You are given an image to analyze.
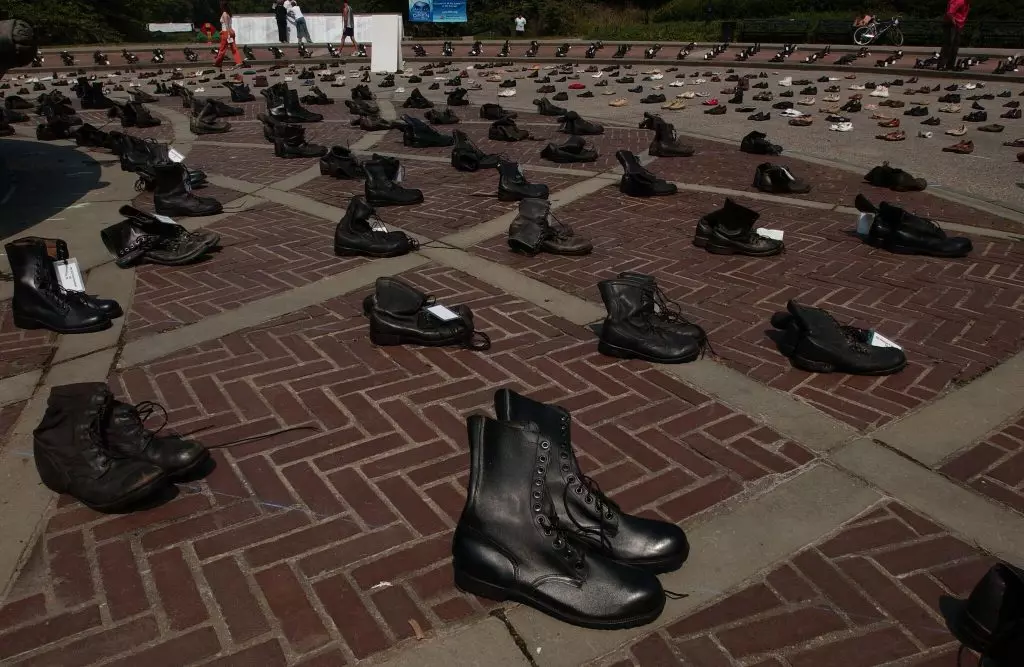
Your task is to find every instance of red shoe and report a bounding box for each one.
[568,82,585,90]
[702,98,719,106]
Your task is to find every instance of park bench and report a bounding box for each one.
[739,19,811,43]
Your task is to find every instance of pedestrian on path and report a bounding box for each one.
[286,0,312,44]
[341,0,359,54]
[273,0,289,43]
[514,13,526,38]
[940,0,970,70]
[213,1,243,68]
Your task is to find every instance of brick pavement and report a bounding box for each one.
[130,183,244,214]
[0,299,57,380]
[471,186,1024,430]
[0,262,816,666]
[590,501,993,667]
[181,144,320,185]
[939,409,1024,516]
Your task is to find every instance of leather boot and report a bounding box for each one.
[507,197,592,255]
[597,278,701,363]
[494,389,689,573]
[452,415,666,628]
[953,562,1024,664]
[533,97,567,116]
[5,237,112,333]
[152,161,224,217]
[447,88,469,106]
[863,162,927,192]
[402,87,434,109]
[780,300,907,374]
[273,126,328,158]
[262,82,288,110]
[451,130,499,171]
[334,196,418,257]
[364,158,423,206]
[361,276,473,325]
[101,205,218,267]
[753,163,810,194]
[191,100,231,134]
[285,88,323,122]
[367,276,488,349]
[615,272,706,342]
[541,136,598,163]
[356,114,390,131]
[498,159,549,201]
[38,237,123,318]
[700,198,784,256]
[479,102,515,120]
[118,136,207,189]
[740,130,783,155]
[224,81,256,102]
[488,116,532,142]
[867,202,972,257]
[33,383,167,511]
[81,82,113,109]
[351,83,375,101]
[345,98,381,117]
[617,150,677,197]
[105,399,209,477]
[36,118,72,141]
[559,110,604,135]
[649,119,696,157]
[126,101,161,128]
[425,106,459,124]
[402,114,455,147]
[320,145,365,179]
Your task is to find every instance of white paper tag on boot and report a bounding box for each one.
[369,218,388,233]
[870,331,902,349]
[857,212,875,236]
[396,165,405,183]
[168,148,185,163]
[285,76,293,82]
[54,259,85,292]
[152,213,180,225]
[755,228,784,241]
[779,167,797,181]
[426,305,460,321]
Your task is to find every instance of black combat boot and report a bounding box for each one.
[597,278,701,363]
[541,136,598,163]
[364,158,424,206]
[615,272,706,342]
[699,198,784,256]
[453,416,666,629]
[866,201,972,258]
[360,276,474,325]
[5,237,112,333]
[488,116,532,141]
[334,196,418,257]
[33,383,167,512]
[779,300,907,374]
[224,80,256,102]
[366,276,489,349]
[507,197,592,256]
[494,389,690,573]
[753,163,811,194]
[559,110,604,135]
[617,150,677,197]
[35,118,73,141]
[105,399,209,478]
[124,101,161,128]
[191,100,231,134]
[863,162,927,191]
[345,98,380,117]
[101,205,219,267]
[533,97,568,116]
[451,130,499,171]
[952,563,1024,666]
[81,81,114,109]
[480,103,515,121]
[648,118,696,157]
[262,82,288,110]
[740,130,783,155]
[274,126,328,158]
[402,114,455,147]
[284,88,323,122]
[37,237,123,318]
[351,83,375,101]
[447,87,469,106]
[402,87,434,109]
[425,106,459,124]
[152,161,224,217]
[497,159,549,201]
[320,145,365,178]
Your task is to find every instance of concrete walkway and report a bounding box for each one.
[0,62,1023,666]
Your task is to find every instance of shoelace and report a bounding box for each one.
[537,512,586,571]
[561,472,617,552]
[641,284,716,358]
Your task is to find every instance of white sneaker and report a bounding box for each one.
[964,82,977,90]
[394,87,405,93]
[830,122,854,131]
[669,81,685,87]
[823,94,840,102]
[780,108,806,117]
[592,72,603,78]
[649,73,664,80]
[693,78,706,84]
[849,84,866,90]
[693,91,708,97]
[798,97,815,106]
[870,86,890,97]
[498,88,516,97]
[778,76,793,87]
[918,131,933,138]
[677,91,695,99]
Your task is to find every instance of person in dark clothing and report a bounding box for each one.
[939,0,970,70]
[274,0,288,43]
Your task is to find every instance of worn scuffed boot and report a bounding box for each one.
[781,300,907,375]
[105,399,209,478]
[451,130,499,172]
[334,196,418,257]
[320,145,365,178]
[497,159,549,201]
[507,197,592,256]
[597,278,701,363]
[364,158,423,206]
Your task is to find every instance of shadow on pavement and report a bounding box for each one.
[0,137,109,239]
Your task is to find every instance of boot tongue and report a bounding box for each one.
[374,277,427,314]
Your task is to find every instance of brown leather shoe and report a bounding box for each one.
[876,130,906,141]
[878,118,900,128]
[943,140,974,154]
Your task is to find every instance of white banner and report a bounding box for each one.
[147,22,194,33]
[233,14,368,45]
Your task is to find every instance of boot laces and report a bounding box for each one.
[638,285,714,357]
[38,263,74,312]
[562,466,617,552]
[544,209,575,240]
[533,443,587,570]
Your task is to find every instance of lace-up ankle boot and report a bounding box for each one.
[648,119,696,157]
[366,276,488,349]
[274,126,329,158]
[497,159,549,201]
[33,383,167,511]
[152,161,224,217]
[334,196,418,257]
[364,158,424,206]
[284,88,323,122]
[453,416,666,628]
[361,276,473,325]
[494,389,689,573]
[5,237,112,333]
[559,110,604,135]
[616,272,706,342]
[451,129,499,171]
[597,278,700,363]
[507,197,592,256]
[953,563,1024,665]
[782,300,907,374]
[702,198,784,256]
[101,205,218,267]
[320,145,365,178]
[867,202,972,257]
[617,150,678,197]
[105,399,209,477]
[402,114,454,148]
[37,237,123,318]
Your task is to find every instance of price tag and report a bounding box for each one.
[426,305,460,321]
[755,228,784,241]
[54,259,85,292]
[152,213,180,225]
[168,148,185,163]
[857,212,875,236]
[870,331,902,349]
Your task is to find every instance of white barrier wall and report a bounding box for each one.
[233,14,371,44]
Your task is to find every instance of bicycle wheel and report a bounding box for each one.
[888,27,904,47]
[853,26,875,46]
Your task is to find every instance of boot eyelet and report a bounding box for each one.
[533,504,541,512]
[534,480,542,487]
[553,538,563,548]
[538,454,547,463]
[536,467,544,475]
[605,511,613,519]
[575,486,583,495]
[561,465,569,472]
[566,474,575,482]
[539,441,549,449]
[532,491,541,499]
[584,495,593,503]
[560,452,568,460]
[543,528,552,536]
[575,562,584,570]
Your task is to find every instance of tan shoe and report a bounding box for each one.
[945,124,968,136]
[662,99,686,110]
[798,96,816,106]
[818,105,840,114]
[609,98,628,107]
[789,117,813,126]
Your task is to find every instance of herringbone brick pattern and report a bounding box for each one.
[182,144,319,184]
[591,501,992,667]
[939,410,1024,516]
[0,299,57,379]
[125,203,366,340]
[293,161,587,239]
[471,186,1024,430]
[0,263,813,666]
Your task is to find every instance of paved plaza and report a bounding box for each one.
[1,54,1024,666]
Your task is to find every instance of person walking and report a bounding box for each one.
[514,13,526,38]
[213,0,242,68]
[286,0,312,44]
[940,0,970,70]
[273,0,288,43]
[341,1,359,54]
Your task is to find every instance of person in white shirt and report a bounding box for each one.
[214,0,242,67]
[514,14,526,37]
[285,0,312,44]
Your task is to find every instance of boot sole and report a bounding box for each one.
[598,340,699,364]
[877,243,970,259]
[705,244,783,257]
[370,331,466,347]
[454,569,665,630]
[334,246,412,258]
[790,354,907,376]
[13,315,112,334]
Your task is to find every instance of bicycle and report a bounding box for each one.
[853,16,904,47]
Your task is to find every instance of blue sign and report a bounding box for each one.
[409,0,466,23]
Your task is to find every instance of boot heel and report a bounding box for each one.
[597,340,635,359]
[453,569,509,602]
[692,235,709,248]
[370,331,403,346]
[12,313,42,330]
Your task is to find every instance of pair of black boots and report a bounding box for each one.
[6,237,123,334]
[258,112,329,158]
[541,135,598,163]
[261,82,323,123]
[617,150,678,197]
[855,194,972,258]
[109,100,161,129]
[115,135,208,193]
[597,272,707,364]
[453,389,689,628]
[334,196,418,258]
[641,112,696,157]
[34,383,208,512]
[402,114,455,148]
[694,198,785,256]
[101,205,221,268]
[507,197,592,256]
[363,277,490,350]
